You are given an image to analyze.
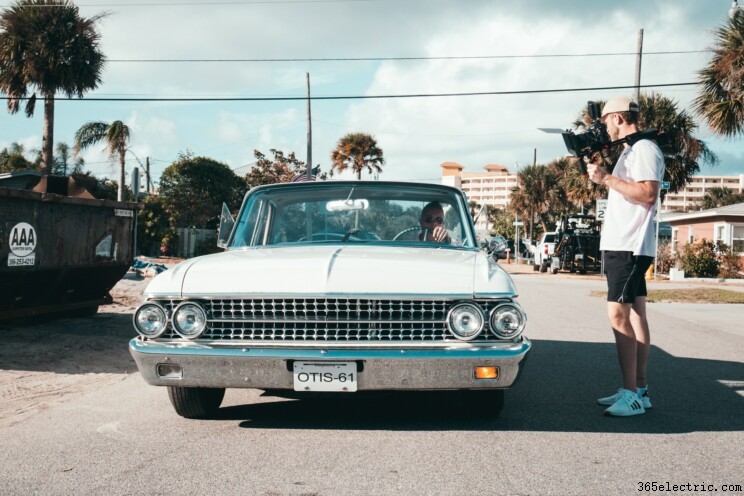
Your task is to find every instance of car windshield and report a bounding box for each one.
[229,182,476,249]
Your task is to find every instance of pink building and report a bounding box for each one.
[662,202,744,264]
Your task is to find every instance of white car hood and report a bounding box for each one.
[145,245,516,298]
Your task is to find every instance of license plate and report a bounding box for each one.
[575,254,584,260]
[293,361,358,392]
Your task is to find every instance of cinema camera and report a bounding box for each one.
[541,101,667,175]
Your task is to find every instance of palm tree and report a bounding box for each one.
[550,156,604,213]
[700,187,744,209]
[330,132,384,180]
[0,0,106,175]
[693,11,744,138]
[508,164,559,233]
[74,121,132,201]
[52,142,85,175]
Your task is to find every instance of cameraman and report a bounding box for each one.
[586,96,665,417]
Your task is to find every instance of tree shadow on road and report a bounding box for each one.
[215,339,744,434]
[0,312,137,375]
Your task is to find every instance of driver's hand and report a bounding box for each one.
[424,226,451,244]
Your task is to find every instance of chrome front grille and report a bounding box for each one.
[160,298,507,342]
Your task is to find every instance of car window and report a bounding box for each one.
[544,234,556,243]
[230,183,476,249]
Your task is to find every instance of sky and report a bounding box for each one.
[1,0,743,189]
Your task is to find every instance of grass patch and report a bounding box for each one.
[589,288,744,304]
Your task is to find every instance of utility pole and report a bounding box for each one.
[145,156,151,193]
[306,73,312,180]
[530,148,536,244]
[634,29,644,104]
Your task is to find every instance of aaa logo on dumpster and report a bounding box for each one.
[8,223,37,266]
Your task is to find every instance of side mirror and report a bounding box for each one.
[217,203,235,249]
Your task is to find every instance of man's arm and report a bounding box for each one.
[587,164,659,206]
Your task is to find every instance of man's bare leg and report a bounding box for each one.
[630,296,650,389]
[607,302,637,392]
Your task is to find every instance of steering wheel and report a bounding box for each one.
[392,226,422,241]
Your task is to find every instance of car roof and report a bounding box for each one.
[248,180,463,195]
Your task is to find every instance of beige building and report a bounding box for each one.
[441,162,519,230]
[661,173,744,212]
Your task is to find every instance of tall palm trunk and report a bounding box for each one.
[118,149,126,201]
[41,93,55,175]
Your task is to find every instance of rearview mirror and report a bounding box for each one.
[326,199,369,212]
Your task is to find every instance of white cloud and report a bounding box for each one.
[2,0,741,183]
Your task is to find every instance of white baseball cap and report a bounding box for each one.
[601,96,639,117]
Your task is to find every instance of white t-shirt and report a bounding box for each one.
[599,139,665,257]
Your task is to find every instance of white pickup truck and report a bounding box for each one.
[533,232,558,272]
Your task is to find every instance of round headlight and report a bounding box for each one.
[489,303,526,339]
[133,303,168,338]
[447,303,485,340]
[172,302,208,339]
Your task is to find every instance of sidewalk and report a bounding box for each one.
[496,258,744,290]
[497,259,605,279]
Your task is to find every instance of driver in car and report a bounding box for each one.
[419,201,452,244]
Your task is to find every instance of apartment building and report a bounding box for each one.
[661,173,744,212]
[440,162,519,230]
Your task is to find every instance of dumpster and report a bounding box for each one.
[0,187,142,320]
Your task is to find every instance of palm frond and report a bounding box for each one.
[73,121,109,156]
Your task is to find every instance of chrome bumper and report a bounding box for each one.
[129,337,531,390]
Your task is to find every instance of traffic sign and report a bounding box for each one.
[513,221,524,226]
[595,199,608,221]
[661,181,670,190]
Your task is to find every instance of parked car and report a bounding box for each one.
[533,232,558,272]
[505,238,531,259]
[130,181,531,419]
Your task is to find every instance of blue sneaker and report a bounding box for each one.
[637,387,653,410]
[598,387,652,409]
[604,388,645,417]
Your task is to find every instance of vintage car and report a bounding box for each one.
[129,181,531,418]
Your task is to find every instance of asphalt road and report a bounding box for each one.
[1,273,742,496]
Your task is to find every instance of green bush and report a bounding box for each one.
[716,243,743,279]
[655,240,676,275]
[679,239,719,278]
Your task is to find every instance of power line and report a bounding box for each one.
[0,82,698,102]
[0,0,374,7]
[103,50,708,63]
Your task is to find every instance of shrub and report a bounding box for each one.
[679,239,719,278]
[655,240,675,275]
[716,243,743,279]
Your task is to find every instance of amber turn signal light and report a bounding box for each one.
[474,366,498,380]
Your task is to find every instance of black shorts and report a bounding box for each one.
[603,251,654,304]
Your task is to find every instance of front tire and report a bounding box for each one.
[539,262,548,273]
[167,387,225,419]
